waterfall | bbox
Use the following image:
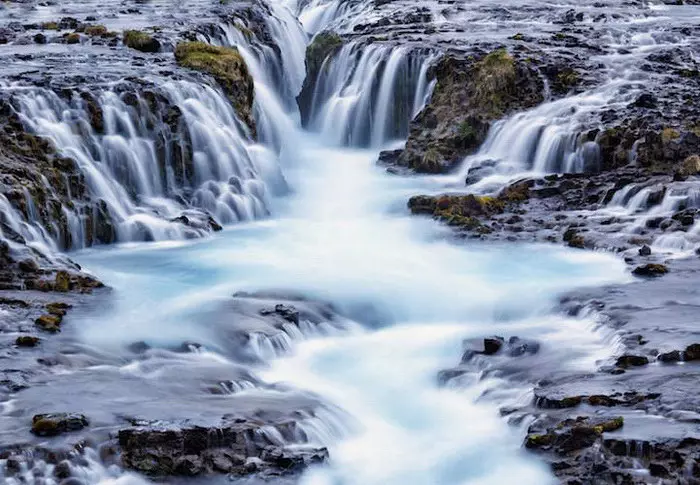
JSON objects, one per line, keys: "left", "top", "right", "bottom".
{"left": 456, "top": 81, "right": 638, "bottom": 186}
{"left": 304, "top": 42, "right": 437, "bottom": 148}
{"left": 196, "top": 1, "right": 308, "bottom": 153}
{"left": 3, "top": 78, "right": 283, "bottom": 249}
{"left": 298, "top": 0, "right": 373, "bottom": 34}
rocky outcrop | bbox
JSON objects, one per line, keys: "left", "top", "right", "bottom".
{"left": 297, "top": 31, "right": 345, "bottom": 125}
{"left": 119, "top": 418, "right": 328, "bottom": 478}
{"left": 379, "top": 49, "right": 544, "bottom": 173}
{"left": 174, "top": 41, "right": 256, "bottom": 136}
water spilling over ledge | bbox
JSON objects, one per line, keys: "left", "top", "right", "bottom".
{"left": 1, "top": 0, "right": 700, "bottom": 484}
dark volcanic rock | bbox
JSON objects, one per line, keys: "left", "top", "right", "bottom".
{"left": 632, "top": 264, "right": 669, "bottom": 277}
{"left": 31, "top": 413, "right": 89, "bottom": 436}
{"left": 119, "top": 418, "right": 328, "bottom": 477}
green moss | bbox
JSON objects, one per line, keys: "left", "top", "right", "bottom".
{"left": 594, "top": 417, "right": 624, "bottom": 433}
{"left": 472, "top": 48, "right": 517, "bottom": 117}
{"left": 662, "top": 127, "right": 680, "bottom": 143}
{"left": 174, "top": 42, "right": 254, "bottom": 131}
{"left": 55, "top": 270, "right": 71, "bottom": 292}
{"left": 525, "top": 433, "right": 552, "bottom": 448}
{"left": 458, "top": 120, "right": 477, "bottom": 143}
{"left": 35, "top": 314, "right": 62, "bottom": 332}
{"left": 46, "top": 302, "right": 70, "bottom": 317}
{"left": 64, "top": 32, "right": 80, "bottom": 44}
{"left": 41, "top": 21, "right": 59, "bottom": 30}
{"left": 306, "top": 31, "right": 344, "bottom": 76}
{"left": 557, "top": 68, "right": 580, "bottom": 88}
{"left": 123, "top": 29, "right": 160, "bottom": 53}
{"left": 234, "top": 23, "right": 255, "bottom": 41}
{"left": 510, "top": 33, "right": 525, "bottom": 41}
{"left": 680, "top": 155, "right": 700, "bottom": 176}
{"left": 84, "top": 24, "right": 108, "bottom": 37}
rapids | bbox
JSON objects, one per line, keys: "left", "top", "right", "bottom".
{"left": 3, "top": 0, "right": 673, "bottom": 483}
{"left": 65, "top": 129, "right": 629, "bottom": 485}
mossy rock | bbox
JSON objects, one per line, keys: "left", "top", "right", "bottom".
{"left": 84, "top": 24, "right": 109, "bottom": 37}
{"left": 471, "top": 48, "right": 517, "bottom": 118}
{"left": 123, "top": 29, "right": 160, "bottom": 53}
{"left": 632, "top": 264, "right": 668, "bottom": 277}
{"left": 64, "top": 32, "right": 81, "bottom": 44}
{"left": 174, "top": 41, "right": 255, "bottom": 136}
{"left": 46, "top": 301, "right": 71, "bottom": 317}
{"left": 16, "top": 336, "right": 40, "bottom": 347}
{"left": 35, "top": 314, "right": 62, "bottom": 333}
{"left": 31, "top": 413, "right": 89, "bottom": 436}
{"left": 680, "top": 155, "right": 700, "bottom": 176}
{"left": 55, "top": 270, "right": 71, "bottom": 292}
{"left": 306, "top": 31, "right": 344, "bottom": 77}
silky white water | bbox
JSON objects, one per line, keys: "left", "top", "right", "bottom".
{"left": 0, "top": 0, "right": 647, "bottom": 482}
{"left": 71, "top": 128, "right": 629, "bottom": 484}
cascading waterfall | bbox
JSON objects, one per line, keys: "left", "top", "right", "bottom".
{"left": 602, "top": 180, "right": 700, "bottom": 252}
{"left": 454, "top": 85, "right": 638, "bottom": 190}
{"left": 298, "top": 0, "right": 374, "bottom": 34}
{"left": 304, "top": 42, "right": 437, "bottom": 147}
{"left": 198, "top": 12, "right": 307, "bottom": 151}
{"left": 3, "top": 78, "right": 283, "bottom": 249}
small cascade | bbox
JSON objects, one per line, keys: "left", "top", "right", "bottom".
{"left": 196, "top": 2, "right": 308, "bottom": 152}
{"left": 457, "top": 85, "right": 636, "bottom": 186}
{"left": 0, "top": 193, "right": 58, "bottom": 257}
{"left": 303, "top": 42, "right": 437, "bottom": 148}
{"left": 298, "top": 0, "right": 374, "bottom": 34}
{"left": 3, "top": 78, "right": 283, "bottom": 249}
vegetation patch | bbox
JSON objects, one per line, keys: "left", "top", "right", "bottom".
{"left": 174, "top": 42, "right": 255, "bottom": 135}
{"left": 123, "top": 29, "right": 160, "bottom": 53}
{"left": 305, "top": 31, "right": 344, "bottom": 77}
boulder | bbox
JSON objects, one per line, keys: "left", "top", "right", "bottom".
{"left": 632, "top": 264, "right": 668, "bottom": 277}
{"left": 31, "top": 413, "right": 89, "bottom": 436}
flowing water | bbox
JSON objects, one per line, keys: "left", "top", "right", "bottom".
{"left": 2, "top": 0, "right": 670, "bottom": 483}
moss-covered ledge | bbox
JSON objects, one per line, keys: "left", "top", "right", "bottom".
{"left": 174, "top": 41, "right": 256, "bottom": 137}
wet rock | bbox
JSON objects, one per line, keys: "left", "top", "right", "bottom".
{"left": 483, "top": 336, "right": 504, "bottom": 355}
{"left": 685, "top": 343, "right": 700, "bottom": 361}
{"left": 632, "top": 264, "right": 669, "bottom": 277}
{"left": 632, "top": 93, "right": 657, "bottom": 109}
{"left": 54, "top": 460, "right": 72, "bottom": 479}
{"left": 615, "top": 354, "right": 649, "bottom": 368}
{"left": 638, "top": 245, "right": 651, "bottom": 256}
{"left": 525, "top": 416, "right": 624, "bottom": 454}
{"left": 35, "top": 314, "right": 62, "bottom": 333}
{"left": 174, "top": 42, "right": 256, "bottom": 136}
{"left": 259, "top": 304, "right": 300, "bottom": 325}
{"left": 298, "top": 31, "right": 344, "bottom": 125}
{"left": 118, "top": 418, "right": 328, "bottom": 477}
{"left": 31, "top": 413, "right": 89, "bottom": 436}
{"left": 506, "top": 336, "right": 540, "bottom": 357}
{"left": 123, "top": 30, "right": 160, "bottom": 53}
{"left": 15, "top": 335, "right": 40, "bottom": 347}
{"left": 18, "top": 258, "right": 39, "bottom": 272}
{"left": 658, "top": 350, "right": 682, "bottom": 363}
